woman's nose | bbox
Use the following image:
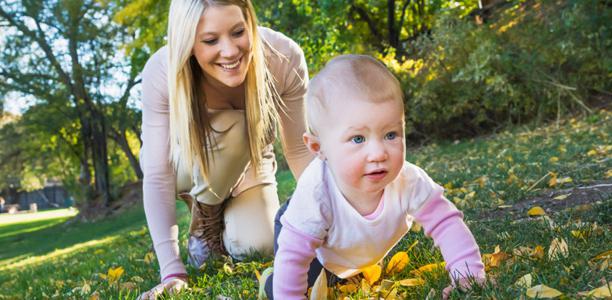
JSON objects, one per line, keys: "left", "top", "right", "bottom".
{"left": 219, "top": 38, "right": 239, "bottom": 58}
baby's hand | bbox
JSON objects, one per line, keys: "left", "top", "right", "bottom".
{"left": 442, "top": 277, "right": 488, "bottom": 300}
{"left": 137, "top": 276, "right": 188, "bottom": 300}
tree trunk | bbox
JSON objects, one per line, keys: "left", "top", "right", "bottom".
{"left": 112, "top": 129, "right": 143, "bottom": 180}
{"left": 90, "top": 107, "right": 112, "bottom": 206}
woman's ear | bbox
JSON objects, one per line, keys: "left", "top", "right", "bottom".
{"left": 303, "top": 132, "right": 325, "bottom": 160}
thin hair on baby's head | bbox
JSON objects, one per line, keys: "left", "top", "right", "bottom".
{"left": 306, "top": 54, "right": 403, "bottom": 134}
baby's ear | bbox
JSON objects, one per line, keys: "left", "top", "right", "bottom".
{"left": 303, "top": 132, "right": 325, "bottom": 160}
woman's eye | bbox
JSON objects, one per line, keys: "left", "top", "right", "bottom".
{"left": 351, "top": 136, "right": 365, "bottom": 144}
{"left": 232, "top": 29, "right": 245, "bottom": 37}
{"left": 385, "top": 132, "right": 397, "bottom": 140}
{"left": 202, "top": 39, "right": 217, "bottom": 45}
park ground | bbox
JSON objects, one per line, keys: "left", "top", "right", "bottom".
{"left": 0, "top": 109, "right": 610, "bottom": 299}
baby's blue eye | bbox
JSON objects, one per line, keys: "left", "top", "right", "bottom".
{"left": 385, "top": 132, "right": 397, "bottom": 140}
{"left": 351, "top": 135, "right": 365, "bottom": 144}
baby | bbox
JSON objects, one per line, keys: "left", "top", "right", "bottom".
{"left": 263, "top": 54, "right": 486, "bottom": 299}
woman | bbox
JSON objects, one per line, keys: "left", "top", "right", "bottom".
{"left": 138, "top": 0, "right": 312, "bottom": 298}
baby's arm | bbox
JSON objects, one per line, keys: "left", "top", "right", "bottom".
{"left": 413, "top": 192, "right": 485, "bottom": 283}
{"left": 273, "top": 221, "right": 323, "bottom": 299}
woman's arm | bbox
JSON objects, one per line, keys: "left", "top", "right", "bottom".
{"left": 261, "top": 27, "right": 314, "bottom": 179}
{"left": 141, "top": 47, "right": 187, "bottom": 280}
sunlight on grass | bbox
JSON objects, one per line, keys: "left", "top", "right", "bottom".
{"left": 0, "top": 208, "right": 78, "bottom": 226}
{"left": 0, "top": 235, "right": 118, "bottom": 271}
{"left": 0, "top": 217, "right": 72, "bottom": 239}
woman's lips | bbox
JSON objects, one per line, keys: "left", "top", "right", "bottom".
{"left": 218, "top": 57, "right": 241, "bottom": 71}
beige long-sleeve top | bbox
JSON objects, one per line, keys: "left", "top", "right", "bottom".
{"left": 140, "top": 27, "right": 312, "bottom": 280}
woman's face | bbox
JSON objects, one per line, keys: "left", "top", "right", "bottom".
{"left": 192, "top": 5, "right": 252, "bottom": 89}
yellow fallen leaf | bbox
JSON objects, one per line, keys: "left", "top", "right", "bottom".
{"left": 144, "top": 251, "right": 155, "bottom": 264}
{"left": 513, "top": 246, "right": 534, "bottom": 257}
{"left": 556, "top": 177, "right": 573, "bottom": 185}
{"left": 553, "top": 194, "right": 570, "bottom": 200}
{"left": 360, "top": 264, "right": 382, "bottom": 285}
{"left": 89, "top": 292, "right": 100, "bottom": 300}
{"left": 223, "top": 263, "right": 233, "bottom": 274}
{"left": 514, "top": 273, "right": 532, "bottom": 288}
{"left": 482, "top": 245, "right": 510, "bottom": 268}
{"left": 398, "top": 278, "right": 425, "bottom": 286}
{"left": 412, "top": 262, "right": 446, "bottom": 274}
{"left": 476, "top": 176, "right": 488, "bottom": 188}
{"left": 549, "top": 157, "right": 559, "bottom": 163}
{"left": 591, "top": 249, "right": 612, "bottom": 261}
{"left": 548, "top": 172, "right": 558, "bottom": 187}
{"left": 360, "top": 278, "right": 371, "bottom": 293}
{"left": 309, "top": 269, "right": 327, "bottom": 300}
{"left": 386, "top": 252, "right": 409, "bottom": 274}
{"left": 507, "top": 173, "right": 519, "bottom": 185}
{"left": 578, "top": 281, "right": 612, "bottom": 298}
{"left": 107, "top": 266, "right": 124, "bottom": 284}
{"left": 526, "top": 284, "right": 563, "bottom": 298}
{"left": 587, "top": 149, "right": 598, "bottom": 156}
{"left": 606, "top": 169, "right": 612, "bottom": 178}
{"left": 528, "top": 206, "right": 546, "bottom": 216}
{"left": 571, "top": 230, "right": 587, "bottom": 239}
{"left": 379, "top": 279, "right": 395, "bottom": 291}
{"left": 532, "top": 245, "right": 545, "bottom": 260}
{"left": 337, "top": 283, "right": 357, "bottom": 293}
{"left": 548, "top": 238, "right": 569, "bottom": 260}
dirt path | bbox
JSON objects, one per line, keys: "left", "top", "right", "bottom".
{"left": 480, "top": 180, "right": 612, "bottom": 221}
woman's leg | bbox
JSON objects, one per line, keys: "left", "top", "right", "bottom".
{"left": 222, "top": 183, "right": 280, "bottom": 258}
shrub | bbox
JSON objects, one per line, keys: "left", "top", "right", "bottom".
{"left": 382, "top": 0, "right": 611, "bottom": 141}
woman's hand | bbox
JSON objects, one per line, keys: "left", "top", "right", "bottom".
{"left": 442, "top": 277, "right": 489, "bottom": 300}
{"left": 137, "top": 276, "right": 188, "bottom": 300}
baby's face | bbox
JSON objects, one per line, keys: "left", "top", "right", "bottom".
{"left": 317, "top": 92, "right": 405, "bottom": 202}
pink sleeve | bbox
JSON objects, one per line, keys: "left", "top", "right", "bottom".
{"left": 413, "top": 192, "right": 486, "bottom": 282}
{"left": 273, "top": 222, "right": 323, "bottom": 299}
{"left": 141, "top": 47, "right": 187, "bottom": 279}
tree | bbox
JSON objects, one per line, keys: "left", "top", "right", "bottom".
{"left": 0, "top": 0, "right": 142, "bottom": 207}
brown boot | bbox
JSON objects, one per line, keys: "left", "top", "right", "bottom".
{"left": 186, "top": 197, "right": 228, "bottom": 268}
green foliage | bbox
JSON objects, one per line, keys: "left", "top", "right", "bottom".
{"left": 0, "top": 0, "right": 143, "bottom": 204}
{"left": 386, "top": 0, "right": 611, "bottom": 140}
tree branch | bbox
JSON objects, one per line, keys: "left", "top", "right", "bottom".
{"left": 398, "top": 0, "right": 412, "bottom": 32}
{"left": 0, "top": 7, "right": 74, "bottom": 92}
{"left": 349, "top": 2, "right": 384, "bottom": 50}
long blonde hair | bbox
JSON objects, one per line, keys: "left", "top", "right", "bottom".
{"left": 167, "top": 0, "right": 279, "bottom": 181}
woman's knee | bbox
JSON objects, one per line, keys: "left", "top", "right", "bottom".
{"left": 222, "top": 184, "right": 279, "bottom": 258}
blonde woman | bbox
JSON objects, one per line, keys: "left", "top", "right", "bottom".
{"left": 138, "top": 0, "right": 312, "bottom": 298}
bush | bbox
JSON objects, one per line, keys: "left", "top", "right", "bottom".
{"left": 382, "top": 0, "right": 611, "bottom": 141}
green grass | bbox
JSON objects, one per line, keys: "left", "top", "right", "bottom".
{"left": 0, "top": 110, "right": 610, "bottom": 299}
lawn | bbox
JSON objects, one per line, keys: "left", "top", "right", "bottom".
{"left": 0, "top": 110, "right": 610, "bottom": 299}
